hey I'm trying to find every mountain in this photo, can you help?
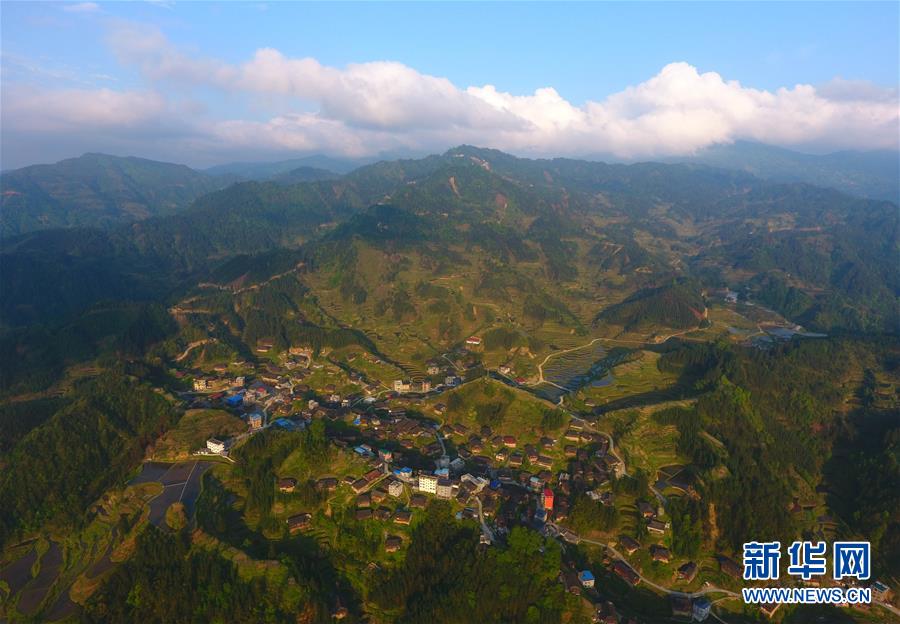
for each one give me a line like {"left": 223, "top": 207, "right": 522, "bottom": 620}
{"left": 1, "top": 146, "right": 897, "bottom": 396}
{"left": 269, "top": 166, "right": 341, "bottom": 185}
{"left": 1, "top": 146, "right": 898, "bottom": 623}
{"left": 0, "top": 153, "right": 236, "bottom": 238}
{"left": 668, "top": 141, "right": 900, "bottom": 202}
{"left": 204, "top": 154, "right": 369, "bottom": 179}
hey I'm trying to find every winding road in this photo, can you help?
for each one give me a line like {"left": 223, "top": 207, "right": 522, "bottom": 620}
{"left": 546, "top": 522, "right": 740, "bottom": 600}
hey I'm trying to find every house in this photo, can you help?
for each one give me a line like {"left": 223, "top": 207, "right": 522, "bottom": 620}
{"left": 316, "top": 477, "right": 338, "bottom": 492}
{"left": 578, "top": 570, "right": 595, "bottom": 588}
{"left": 418, "top": 474, "right": 438, "bottom": 494}
{"left": 543, "top": 488, "right": 555, "bottom": 512}
{"left": 289, "top": 346, "right": 313, "bottom": 358}
{"left": 670, "top": 595, "right": 692, "bottom": 619}
{"left": 619, "top": 535, "right": 640, "bottom": 555}
{"left": 224, "top": 393, "right": 244, "bottom": 408}
{"left": 387, "top": 480, "right": 404, "bottom": 497}
{"left": 677, "top": 561, "right": 698, "bottom": 582}
{"left": 465, "top": 336, "right": 482, "bottom": 347}
{"left": 393, "top": 380, "right": 412, "bottom": 393}
{"left": 206, "top": 438, "right": 226, "bottom": 454}
{"left": 278, "top": 477, "right": 297, "bottom": 493}
{"left": 356, "top": 493, "right": 371, "bottom": 508}
{"left": 436, "top": 478, "right": 453, "bottom": 499}
{"left": 394, "top": 510, "right": 412, "bottom": 525}
{"left": 375, "top": 506, "right": 392, "bottom": 521}
{"left": 378, "top": 448, "right": 393, "bottom": 463}
{"left": 692, "top": 596, "right": 711, "bottom": 621}
{"left": 594, "top": 601, "right": 618, "bottom": 624}
{"left": 356, "top": 508, "right": 373, "bottom": 521}
{"left": 287, "top": 513, "right": 311, "bottom": 532}
{"left": 647, "top": 519, "right": 668, "bottom": 534}
{"left": 385, "top": 535, "right": 403, "bottom": 553}
{"left": 612, "top": 561, "right": 640, "bottom": 586}
{"left": 561, "top": 571, "right": 582, "bottom": 594}
{"left": 427, "top": 365, "right": 441, "bottom": 375}
{"left": 248, "top": 412, "right": 263, "bottom": 429}
{"left": 433, "top": 403, "right": 446, "bottom": 415}
{"left": 871, "top": 581, "right": 892, "bottom": 602}
{"left": 650, "top": 544, "right": 672, "bottom": 563}
{"left": 637, "top": 500, "right": 656, "bottom": 519}
{"left": 502, "top": 435, "right": 517, "bottom": 448}
{"left": 351, "top": 478, "right": 369, "bottom": 494}
{"left": 255, "top": 339, "right": 274, "bottom": 353}
{"left": 498, "top": 365, "right": 512, "bottom": 375}
{"left": 718, "top": 556, "right": 742, "bottom": 579}
{"left": 409, "top": 494, "right": 427, "bottom": 509}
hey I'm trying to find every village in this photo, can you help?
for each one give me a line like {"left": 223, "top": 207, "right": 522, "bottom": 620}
{"left": 169, "top": 335, "right": 765, "bottom": 624}
{"left": 170, "top": 333, "right": 898, "bottom": 623}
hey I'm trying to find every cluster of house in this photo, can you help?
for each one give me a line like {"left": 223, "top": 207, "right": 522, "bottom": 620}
{"left": 637, "top": 499, "right": 670, "bottom": 535}
{"left": 393, "top": 356, "right": 470, "bottom": 396}
{"left": 670, "top": 595, "right": 712, "bottom": 622}
{"left": 180, "top": 341, "right": 694, "bottom": 612}
{"left": 392, "top": 379, "right": 432, "bottom": 394}
{"left": 184, "top": 345, "right": 395, "bottom": 448}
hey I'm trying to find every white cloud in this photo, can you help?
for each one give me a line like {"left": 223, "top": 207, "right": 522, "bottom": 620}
{"left": 2, "top": 85, "right": 167, "bottom": 131}
{"left": 62, "top": 2, "right": 100, "bottom": 13}
{"left": 3, "top": 22, "right": 897, "bottom": 167}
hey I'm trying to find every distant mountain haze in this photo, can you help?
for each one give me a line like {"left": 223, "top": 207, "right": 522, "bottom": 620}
{"left": 0, "top": 154, "right": 237, "bottom": 238}
{"left": 203, "top": 154, "right": 370, "bottom": 178}
{"left": 3, "top": 143, "right": 896, "bottom": 240}
{"left": 665, "top": 141, "right": 900, "bottom": 202}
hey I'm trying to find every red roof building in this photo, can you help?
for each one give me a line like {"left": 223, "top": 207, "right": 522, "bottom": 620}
{"left": 543, "top": 487, "right": 555, "bottom": 512}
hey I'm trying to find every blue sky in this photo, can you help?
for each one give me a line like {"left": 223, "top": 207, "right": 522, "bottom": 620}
{"left": 1, "top": 1, "right": 898, "bottom": 168}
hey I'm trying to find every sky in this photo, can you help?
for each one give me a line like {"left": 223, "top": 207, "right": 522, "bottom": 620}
{"left": 1, "top": 1, "right": 898, "bottom": 169}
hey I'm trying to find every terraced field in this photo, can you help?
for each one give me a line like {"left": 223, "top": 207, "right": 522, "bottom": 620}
{"left": 542, "top": 340, "right": 608, "bottom": 392}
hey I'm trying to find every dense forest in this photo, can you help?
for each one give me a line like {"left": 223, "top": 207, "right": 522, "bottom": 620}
{"left": 370, "top": 503, "right": 567, "bottom": 624}
{"left": 80, "top": 527, "right": 321, "bottom": 624}
{"left": 654, "top": 337, "right": 899, "bottom": 575}
{"left": 0, "top": 374, "right": 178, "bottom": 547}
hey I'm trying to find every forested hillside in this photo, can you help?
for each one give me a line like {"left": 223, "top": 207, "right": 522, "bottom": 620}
{"left": 0, "top": 154, "right": 236, "bottom": 237}
{"left": 1, "top": 146, "right": 897, "bottom": 624}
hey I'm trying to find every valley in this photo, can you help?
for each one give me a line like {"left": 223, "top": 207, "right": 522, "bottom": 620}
{"left": 0, "top": 146, "right": 897, "bottom": 624}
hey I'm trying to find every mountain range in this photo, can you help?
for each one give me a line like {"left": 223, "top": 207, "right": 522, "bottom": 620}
{"left": 1, "top": 144, "right": 897, "bottom": 397}
{"left": 667, "top": 140, "right": 900, "bottom": 202}
{"left": 2, "top": 142, "right": 896, "bottom": 240}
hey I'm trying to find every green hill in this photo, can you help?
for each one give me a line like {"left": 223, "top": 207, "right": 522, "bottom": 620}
{"left": 0, "top": 153, "right": 235, "bottom": 237}
{"left": 596, "top": 283, "right": 707, "bottom": 331}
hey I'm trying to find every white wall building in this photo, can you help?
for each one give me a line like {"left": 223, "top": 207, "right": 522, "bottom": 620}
{"left": 207, "top": 438, "right": 226, "bottom": 454}
{"left": 418, "top": 474, "right": 438, "bottom": 494}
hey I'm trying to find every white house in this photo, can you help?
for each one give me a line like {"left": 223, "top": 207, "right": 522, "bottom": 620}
{"left": 417, "top": 473, "right": 438, "bottom": 494}
{"left": 388, "top": 480, "right": 404, "bottom": 497}
{"left": 206, "top": 438, "right": 226, "bottom": 454}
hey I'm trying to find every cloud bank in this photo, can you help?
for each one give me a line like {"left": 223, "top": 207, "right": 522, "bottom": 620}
{"left": 3, "top": 22, "right": 898, "bottom": 167}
